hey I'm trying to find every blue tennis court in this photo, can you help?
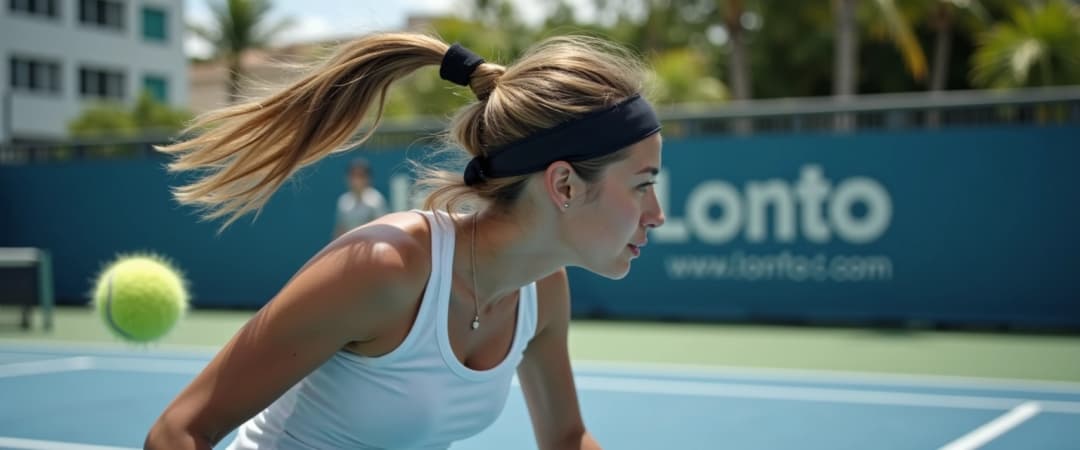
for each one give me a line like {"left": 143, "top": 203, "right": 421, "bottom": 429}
{"left": 2, "top": 343, "right": 1078, "bottom": 450}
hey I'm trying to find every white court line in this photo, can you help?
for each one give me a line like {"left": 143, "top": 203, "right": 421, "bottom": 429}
{"left": 5, "top": 340, "right": 1080, "bottom": 394}
{"left": 0, "top": 357, "right": 93, "bottom": 379}
{"left": 938, "top": 401, "right": 1043, "bottom": 450}
{"left": 16, "top": 355, "right": 1080, "bottom": 414}
{"left": 0, "top": 436, "right": 137, "bottom": 450}
{"left": 574, "top": 360, "right": 1080, "bottom": 394}
{"left": 4, "top": 352, "right": 1080, "bottom": 416}
{"left": 71, "top": 355, "right": 1080, "bottom": 413}
{"left": 89, "top": 356, "right": 208, "bottom": 374}
{"left": 0, "top": 340, "right": 221, "bottom": 357}
{"left": 564, "top": 376, "right": 1080, "bottom": 414}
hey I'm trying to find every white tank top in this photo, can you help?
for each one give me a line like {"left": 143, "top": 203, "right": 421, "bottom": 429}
{"left": 226, "top": 209, "right": 539, "bottom": 449}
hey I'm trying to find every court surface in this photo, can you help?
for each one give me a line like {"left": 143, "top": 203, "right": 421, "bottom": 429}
{"left": 2, "top": 343, "right": 1079, "bottom": 450}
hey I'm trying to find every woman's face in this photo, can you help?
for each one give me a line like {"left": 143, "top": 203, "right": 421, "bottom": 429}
{"left": 569, "top": 133, "right": 666, "bottom": 279}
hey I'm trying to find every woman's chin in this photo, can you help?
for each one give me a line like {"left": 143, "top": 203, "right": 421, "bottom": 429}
{"left": 576, "top": 248, "right": 636, "bottom": 280}
{"left": 590, "top": 260, "right": 632, "bottom": 280}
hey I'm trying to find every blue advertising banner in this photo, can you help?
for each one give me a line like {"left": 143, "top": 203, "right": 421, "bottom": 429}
{"left": 562, "top": 127, "right": 1080, "bottom": 327}
{"left": 2, "top": 125, "right": 1078, "bottom": 328}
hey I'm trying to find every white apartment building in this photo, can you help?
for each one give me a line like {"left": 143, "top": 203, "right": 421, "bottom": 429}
{"left": 0, "top": 0, "right": 188, "bottom": 143}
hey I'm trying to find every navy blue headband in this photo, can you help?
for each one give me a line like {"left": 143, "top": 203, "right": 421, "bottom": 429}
{"left": 463, "top": 94, "right": 662, "bottom": 186}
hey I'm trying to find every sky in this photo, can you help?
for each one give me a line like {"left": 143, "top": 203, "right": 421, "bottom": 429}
{"left": 183, "top": 0, "right": 602, "bottom": 58}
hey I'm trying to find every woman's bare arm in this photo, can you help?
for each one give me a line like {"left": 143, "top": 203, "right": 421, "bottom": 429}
{"left": 518, "top": 269, "right": 602, "bottom": 450}
{"left": 144, "top": 224, "right": 427, "bottom": 449}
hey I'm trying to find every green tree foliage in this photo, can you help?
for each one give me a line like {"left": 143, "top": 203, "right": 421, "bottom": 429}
{"left": 133, "top": 92, "right": 194, "bottom": 132}
{"left": 971, "top": 0, "right": 1080, "bottom": 88}
{"left": 68, "top": 103, "right": 138, "bottom": 138}
{"left": 65, "top": 93, "right": 192, "bottom": 158}
{"left": 69, "top": 92, "right": 193, "bottom": 138}
{"left": 649, "top": 48, "right": 729, "bottom": 103}
{"left": 338, "top": 0, "right": 1080, "bottom": 120}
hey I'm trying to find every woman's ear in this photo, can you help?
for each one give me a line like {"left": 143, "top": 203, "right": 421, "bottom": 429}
{"left": 543, "top": 161, "right": 581, "bottom": 210}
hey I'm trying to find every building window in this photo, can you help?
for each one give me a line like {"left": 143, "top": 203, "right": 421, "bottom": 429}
{"left": 79, "top": 0, "right": 124, "bottom": 31}
{"left": 9, "top": 0, "right": 59, "bottom": 18}
{"left": 141, "top": 7, "right": 167, "bottom": 42}
{"left": 143, "top": 75, "right": 168, "bottom": 102}
{"left": 9, "top": 56, "right": 61, "bottom": 94}
{"left": 80, "top": 67, "right": 125, "bottom": 100}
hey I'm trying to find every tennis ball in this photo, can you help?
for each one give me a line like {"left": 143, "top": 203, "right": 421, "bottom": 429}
{"left": 92, "top": 253, "right": 189, "bottom": 343}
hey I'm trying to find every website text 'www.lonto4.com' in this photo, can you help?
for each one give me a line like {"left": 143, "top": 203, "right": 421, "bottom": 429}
{"left": 664, "top": 252, "right": 894, "bottom": 282}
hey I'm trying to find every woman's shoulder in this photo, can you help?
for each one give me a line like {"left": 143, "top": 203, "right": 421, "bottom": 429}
{"left": 333, "top": 210, "right": 433, "bottom": 280}
{"left": 291, "top": 211, "right": 433, "bottom": 335}
{"left": 258, "top": 211, "right": 436, "bottom": 341}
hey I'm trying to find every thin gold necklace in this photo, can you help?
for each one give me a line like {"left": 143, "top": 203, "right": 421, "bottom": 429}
{"left": 470, "top": 213, "right": 480, "bottom": 330}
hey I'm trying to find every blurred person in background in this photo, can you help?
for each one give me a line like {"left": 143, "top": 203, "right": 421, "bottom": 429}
{"left": 333, "top": 157, "right": 387, "bottom": 239}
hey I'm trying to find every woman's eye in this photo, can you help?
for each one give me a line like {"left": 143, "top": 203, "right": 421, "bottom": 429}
{"left": 637, "top": 181, "right": 656, "bottom": 192}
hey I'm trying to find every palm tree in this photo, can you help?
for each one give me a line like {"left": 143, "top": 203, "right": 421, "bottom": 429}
{"left": 925, "top": 0, "right": 989, "bottom": 92}
{"left": 911, "top": 0, "right": 989, "bottom": 91}
{"left": 833, "top": 0, "right": 858, "bottom": 98}
{"left": 722, "top": 0, "right": 753, "bottom": 101}
{"left": 833, "top": 0, "right": 928, "bottom": 98}
{"left": 971, "top": 0, "right": 1080, "bottom": 89}
{"left": 190, "top": 0, "right": 293, "bottom": 104}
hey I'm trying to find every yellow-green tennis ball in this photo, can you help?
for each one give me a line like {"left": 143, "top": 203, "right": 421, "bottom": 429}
{"left": 92, "top": 254, "right": 189, "bottom": 343}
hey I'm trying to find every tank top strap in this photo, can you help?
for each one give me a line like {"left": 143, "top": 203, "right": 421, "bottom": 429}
{"left": 414, "top": 209, "right": 456, "bottom": 273}
{"left": 516, "top": 281, "right": 540, "bottom": 344}
{"left": 411, "top": 208, "right": 456, "bottom": 313}
{"left": 413, "top": 208, "right": 457, "bottom": 333}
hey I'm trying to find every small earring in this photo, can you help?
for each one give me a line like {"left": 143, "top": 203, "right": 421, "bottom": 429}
{"left": 563, "top": 202, "right": 570, "bottom": 209}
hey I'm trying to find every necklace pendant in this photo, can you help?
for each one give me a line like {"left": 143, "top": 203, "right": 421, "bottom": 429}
{"left": 471, "top": 318, "right": 480, "bottom": 330}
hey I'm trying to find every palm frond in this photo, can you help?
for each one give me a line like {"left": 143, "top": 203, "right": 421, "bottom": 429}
{"left": 873, "top": 0, "right": 928, "bottom": 80}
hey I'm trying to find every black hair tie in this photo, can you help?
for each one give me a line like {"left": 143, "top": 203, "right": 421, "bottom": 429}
{"left": 439, "top": 43, "right": 485, "bottom": 87}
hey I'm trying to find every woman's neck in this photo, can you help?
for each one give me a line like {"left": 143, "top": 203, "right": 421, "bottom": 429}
{"left": 453, "top": 209, "right": 567, "bottom": 312}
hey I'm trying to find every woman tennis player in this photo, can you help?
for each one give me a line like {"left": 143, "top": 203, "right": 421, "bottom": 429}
{"left": 145, "top": 31, "right": 665, "bottom": 450}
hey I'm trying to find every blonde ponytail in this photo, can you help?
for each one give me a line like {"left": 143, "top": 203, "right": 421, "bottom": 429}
{"left": 162, "top": 32, "right": 650, "bottom": 227}
{"left": 158, "top": 32, "right": 450, "bottom": 229}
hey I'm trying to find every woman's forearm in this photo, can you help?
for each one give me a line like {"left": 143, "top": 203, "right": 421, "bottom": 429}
{"left": 143, "top": 420, "right": 214, "bottom": 450}
{"left": 578, "top": 430, "right": 603, "bottom": 450}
